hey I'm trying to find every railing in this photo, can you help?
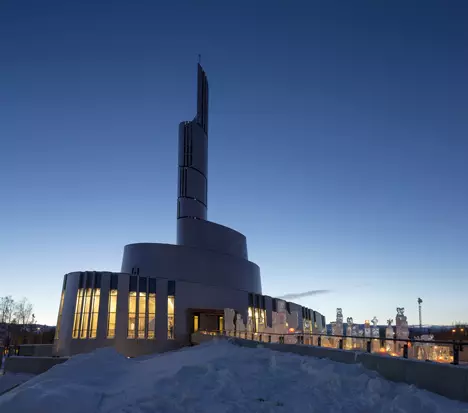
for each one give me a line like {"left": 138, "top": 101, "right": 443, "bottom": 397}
{"left": 196, "top": 330, "right": 467, "bottom": 365}
{"left": 1, "top": 346, "right": 20, "bottom": 357}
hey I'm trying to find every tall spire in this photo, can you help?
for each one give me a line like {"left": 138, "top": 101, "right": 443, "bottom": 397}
{"left": 196, "top": 63, "right": 209, "bottom": 135}
{"left": 177, "top": 63, "right": 209, "bottom": 227}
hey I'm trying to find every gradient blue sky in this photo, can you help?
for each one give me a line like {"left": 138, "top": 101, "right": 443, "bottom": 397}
{"left": 1, "top": 0, "right": 467, "bottom": 326}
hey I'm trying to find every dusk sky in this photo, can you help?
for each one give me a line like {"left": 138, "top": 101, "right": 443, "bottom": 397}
{"left": 1, "top": 0, "right": 467, "bottom": 326}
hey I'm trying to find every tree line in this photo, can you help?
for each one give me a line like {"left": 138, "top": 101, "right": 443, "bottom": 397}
{"left": 0, "top": 296, "right": 36, "bottom": 326}
{"left": 1, "top": 296, "right": 57, "bottom": 347}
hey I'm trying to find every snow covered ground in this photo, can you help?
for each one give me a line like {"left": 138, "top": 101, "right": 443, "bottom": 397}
{"left": 0, "top": 340, "right": 467, "bottom": 413}
{"left": 0, "top": 372, "right": 34, "bottom": 396}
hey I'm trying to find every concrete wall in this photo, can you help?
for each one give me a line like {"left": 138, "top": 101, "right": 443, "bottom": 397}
{"left": 226, "top": 338, "right": 468, "bottom": 403}
{"left": 177, "top": 218, "right": 248, "bottom": 260}
{"left": 18, "top": 344, "right": 53, "bottom": 357}
{"left": 120, "top": 243, "right": 261, "bottom": 293}
{"left": 5, "top": 356, "right": 68, "bottom": 375}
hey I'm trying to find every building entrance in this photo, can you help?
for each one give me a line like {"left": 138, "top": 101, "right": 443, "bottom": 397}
{"left": 190, "top": 309, "right": 224, "bottom": 333}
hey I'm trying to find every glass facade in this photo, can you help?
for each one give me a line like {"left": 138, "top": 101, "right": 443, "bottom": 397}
{"left": 167, "top": 280, "right": 175, "bottom": 339}
{"left": 167, "top": 296, "right": 175, "bottom": 339}
{"left": 148, "top": 293, "right": 156, "bottom": 339}
{"left": 138, "top": 292, "right": 146, "bottom": 338}
{"left": 80, "top": 289, "right": 92, "bottom": 338}
{"left": 107, "top": 290, "right": 118, "bottom": 338}
{"left": 128, "top": 276, "right": 156, "bottom": 339}
{"left": 72, "top": 287, "right": 100, "bottom": 339}
{"left": 72, "top": 289, "right": 84, "bottom": 338}
{"left": 128, "top": 291, "right": 137, "bottom": 338}
{"left": 89, "top": 289, "right": 100, "bottom": 338}
{"left": 248, "top": 306, "right": 254, "bottom": 332}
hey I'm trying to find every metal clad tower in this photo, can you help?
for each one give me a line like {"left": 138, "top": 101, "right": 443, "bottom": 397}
{"left": 177, "top": 64, "right": 209, "bottom": 226}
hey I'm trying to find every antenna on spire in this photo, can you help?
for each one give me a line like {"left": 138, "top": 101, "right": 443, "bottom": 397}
{"left": 198, "top": 54, "right": 201, "bottom": 65}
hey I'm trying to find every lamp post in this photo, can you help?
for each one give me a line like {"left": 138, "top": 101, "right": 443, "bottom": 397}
{"left": 417, "top": 298, "right": 423, "bottom": 328}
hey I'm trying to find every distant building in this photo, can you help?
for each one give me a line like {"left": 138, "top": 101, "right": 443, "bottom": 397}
{"left": 54, "top": 64, "right": 326, "bottom": 357}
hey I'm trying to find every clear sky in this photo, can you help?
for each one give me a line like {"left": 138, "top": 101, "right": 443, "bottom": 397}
{"left": 1, "top": 0, "right": 467, "bottom": 326}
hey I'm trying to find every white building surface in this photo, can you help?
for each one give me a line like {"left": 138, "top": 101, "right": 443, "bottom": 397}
{"left": 54, "top": 64, "right": 326, "bottom": 357}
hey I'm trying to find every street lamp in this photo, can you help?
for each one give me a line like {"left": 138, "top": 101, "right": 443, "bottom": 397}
{"left": 417, "top": 298, "right": 423, "bottom": 328}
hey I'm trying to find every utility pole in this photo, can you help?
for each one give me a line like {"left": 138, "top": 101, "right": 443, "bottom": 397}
{"left": 417, "top": 297, "right": 423, "bottom": 328}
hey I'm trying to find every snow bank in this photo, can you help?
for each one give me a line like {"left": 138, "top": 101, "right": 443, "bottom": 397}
{"left": 0, "top": 340, "right": 467, "bottom": 413}
{"left": 0, "top": 372, "right": 34, "bottom": 396}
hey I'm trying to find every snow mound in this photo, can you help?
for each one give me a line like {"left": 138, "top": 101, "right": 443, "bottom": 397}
{"left": 0, "top": 340, "right": 467, "bottom": 413}
{"left": 0, "top": 373, "right": 34, "bottom": 396}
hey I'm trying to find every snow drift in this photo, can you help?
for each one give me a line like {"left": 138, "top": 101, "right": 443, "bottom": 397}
{"left": 0, "top": 340, "right": 467, "bottom": 412}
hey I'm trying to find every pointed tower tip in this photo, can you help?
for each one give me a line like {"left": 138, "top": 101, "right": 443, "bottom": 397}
{"left": 196, "top": 56, "right": 208, "bottom": 134}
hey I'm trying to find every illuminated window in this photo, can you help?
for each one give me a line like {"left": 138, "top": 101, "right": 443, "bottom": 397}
{"left": 147, "top": 278, "right": 156, "bottom": 339}
{"left": 167, "top": 296, "right": 175, "bottom": 339}
{"left": 147, "top": 293, "right": 156, "bottom": 339}
{"left": 219, "top": 316, "right": 224, "bottom": 332}
{"left": 138, "top": 292, "right": 146, "bottom": 338}
{"left": 71, "top": 273, "right": 101, "bottom": 339}
{"left": 72, "top": 288, "right": 101, "bottom": 339}
{"left": 89, "top": 289, "right": 100, "bottom": 338}
{"left": 55, "top": 291, "right": 65, "bottom": 340}
{"left": 193, "top": 315, "right": 199, "bottom": 332}
{"left": 167, "top": 280, "right": 175, "bottom": 339}
{"left": 254, "top": 308, "right": 259, "bottom": 332}
{"left": 72, "top": 289, "right": 84, "bottom": 338}
{"left": 128, "top": 291, "right": 137, "bottom": 338}
{"left": 107, "top": 290, "right": 118, "bottom": 338}
{"left": 80, "top": 289, "right": 93, "bottom": 338}
{"left": 248, "top": 307, "right": 254, "bottom": 332}
{"left": 128, "top": 276, "right": 155, "bottom": 339}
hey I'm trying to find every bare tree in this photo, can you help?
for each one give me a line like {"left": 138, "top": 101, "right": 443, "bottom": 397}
{"left": 0, "top": 296, "right": 15, "bottom": 323}
{"left": 14, "top": 298, "right": 34, "bottom": 325}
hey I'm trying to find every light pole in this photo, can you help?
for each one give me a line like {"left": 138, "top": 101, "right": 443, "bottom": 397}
{"left": 417, "top": 298, "right": 423, "bottom": 328}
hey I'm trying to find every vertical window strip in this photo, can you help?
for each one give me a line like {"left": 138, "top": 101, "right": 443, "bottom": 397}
{"left": 72, "top": 289, "right": 84, "bottom": 338}
{"left": 179, "top": 168, "right": 182, "bottom": 197}
{"left": 128, "top": 276, "right": 156, "bottom": 340}
{"left": 167, "top": 296, "right": 175, "bottom": 339}
{"left": 89, "top": 289, "right": 100, "bottom": 338}
{"left": 254, "top": 308, "right": 259, "bottom": 332}
{"left": 189, "top": 127, "right": 192, "bottom": 166}
{"left": 184, "top": 128, "right": 187, "bottom": 166}
{"left": 55, "top": 291, "right": 65, "bottom": 340}
{"left": 80, "top": 288, "right": 93, "bottom": 338}
{"left": 107, "top": 290, "right": 118, "bottom": 338}
{"left": 248, "top": 306, "right": 254, "bottom": 332}
{"left": 147, "top": 293, "right": 156, "bottom": 339}
{"left": 138, "top": 292, "right": 146, "bottom": 338}
{"left": 128, "top": 292, "right": 137, "bottom": 338}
